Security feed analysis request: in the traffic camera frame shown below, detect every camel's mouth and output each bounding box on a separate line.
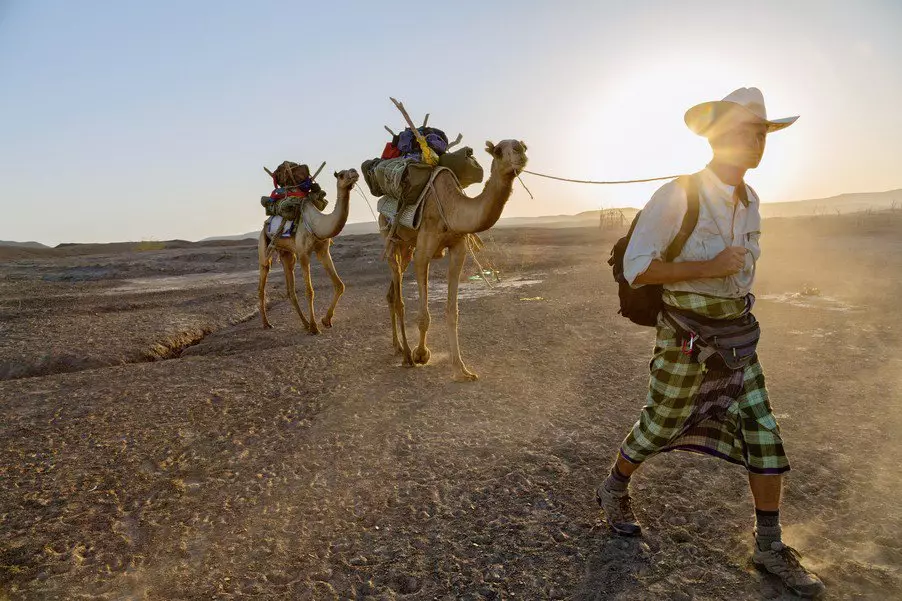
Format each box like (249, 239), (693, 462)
(339, 169), (360, 185)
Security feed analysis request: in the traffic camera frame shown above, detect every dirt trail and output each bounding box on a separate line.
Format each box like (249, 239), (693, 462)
(2, 216), (902, 600)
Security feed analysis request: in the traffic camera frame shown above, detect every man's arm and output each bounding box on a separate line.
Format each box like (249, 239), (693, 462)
(633, 247), (748, 285)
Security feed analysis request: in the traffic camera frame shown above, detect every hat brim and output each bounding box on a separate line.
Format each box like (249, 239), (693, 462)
(685, 101), (798, 136)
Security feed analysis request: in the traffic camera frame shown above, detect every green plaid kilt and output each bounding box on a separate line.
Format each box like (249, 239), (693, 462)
(619, 290), (790, 475)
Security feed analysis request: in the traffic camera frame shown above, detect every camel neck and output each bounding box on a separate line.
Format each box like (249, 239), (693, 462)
(471, 166), (516, 231)
(439, 164), (516, 234)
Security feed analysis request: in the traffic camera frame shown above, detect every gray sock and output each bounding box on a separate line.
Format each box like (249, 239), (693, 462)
(604, 466), (630, 493)
(755, 509), (782, 551)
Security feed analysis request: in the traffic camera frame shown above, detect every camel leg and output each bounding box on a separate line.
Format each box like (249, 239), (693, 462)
(386, 245), (412, 354)
(412, 241), (440, 366)
(298, 254), (319, 335)
(389, 248), (414, 366)
(387, 280), (401, 352)
(315, 243), (344, 328)
(447, 239), (478, 381)
(281, 251), (311, 331)
(258, 233), (275, 328)
(258, 260), (274, 330)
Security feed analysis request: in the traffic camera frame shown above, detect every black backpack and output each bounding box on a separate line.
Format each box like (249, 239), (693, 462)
(608, 174), (700, 327)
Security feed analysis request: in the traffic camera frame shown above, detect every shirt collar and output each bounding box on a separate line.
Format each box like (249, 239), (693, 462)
(702, 166), (751, 207)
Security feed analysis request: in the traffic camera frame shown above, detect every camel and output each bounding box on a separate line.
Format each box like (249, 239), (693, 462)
(258, 167), (359, 334)
(379, 139), (528, 381)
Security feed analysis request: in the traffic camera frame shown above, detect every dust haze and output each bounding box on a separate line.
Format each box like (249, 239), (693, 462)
(1, 208), (901, 600)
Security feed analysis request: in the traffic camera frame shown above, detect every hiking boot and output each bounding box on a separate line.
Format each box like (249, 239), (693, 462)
(753, 541), (826, 598)
(595, 483), (642, 536)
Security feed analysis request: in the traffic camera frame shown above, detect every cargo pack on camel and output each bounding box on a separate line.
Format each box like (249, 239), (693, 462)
(361, 103), (484, 236)
(256, 159), (360, 335)
(365, 97), (529, 382)
(260, 161), (328, 241)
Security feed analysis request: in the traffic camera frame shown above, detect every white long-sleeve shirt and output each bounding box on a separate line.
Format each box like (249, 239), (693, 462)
(623, 167), (761, 298)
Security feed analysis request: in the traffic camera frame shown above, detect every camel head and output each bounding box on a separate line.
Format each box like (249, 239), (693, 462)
(272, 161), (311, 187)
(485, 140), (528, 176)
(334, 168), (360, 191)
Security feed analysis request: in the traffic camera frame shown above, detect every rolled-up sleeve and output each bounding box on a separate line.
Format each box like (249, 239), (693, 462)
(622, 181), (687, 287)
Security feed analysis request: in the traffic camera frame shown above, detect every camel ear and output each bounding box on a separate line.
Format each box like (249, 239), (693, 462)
(485, 141), (496, 156)
(334, 171), (339, 178)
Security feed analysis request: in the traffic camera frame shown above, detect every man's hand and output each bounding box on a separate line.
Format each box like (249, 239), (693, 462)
(706, 246), (748, 277)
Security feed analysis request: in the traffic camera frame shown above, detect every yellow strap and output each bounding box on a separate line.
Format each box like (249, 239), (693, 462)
(417, 137), (439, 166)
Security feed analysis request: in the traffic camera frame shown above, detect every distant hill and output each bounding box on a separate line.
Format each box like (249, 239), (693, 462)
(0, 240), (48, 248)
(54, 187), (901, 246)
(758, 189), (901, 218)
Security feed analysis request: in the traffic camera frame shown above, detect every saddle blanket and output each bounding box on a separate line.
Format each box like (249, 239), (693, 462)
(377, 166), (454, 231)
(265, 215), (297, 239)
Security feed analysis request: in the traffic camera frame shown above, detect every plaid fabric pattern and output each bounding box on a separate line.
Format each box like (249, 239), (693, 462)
(619, 291), (790, 474)
(662, 289), (748, 317)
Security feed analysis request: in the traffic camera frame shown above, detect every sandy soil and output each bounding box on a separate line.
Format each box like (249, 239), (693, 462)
(1, 211), (901, 600)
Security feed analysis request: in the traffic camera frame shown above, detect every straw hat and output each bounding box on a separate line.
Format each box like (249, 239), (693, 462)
(685, 87), (798, 137)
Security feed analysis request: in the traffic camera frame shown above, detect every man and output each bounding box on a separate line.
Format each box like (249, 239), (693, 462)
(597, 88), (825, 598)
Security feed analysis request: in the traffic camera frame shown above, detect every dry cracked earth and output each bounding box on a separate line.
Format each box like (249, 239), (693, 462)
(2, 211), (901, 600)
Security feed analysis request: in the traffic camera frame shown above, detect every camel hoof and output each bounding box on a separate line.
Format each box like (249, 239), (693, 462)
(262, 322), (274, 330)
(322, 317), (333, 328)
(412, 346), (431, 365)
(308, 326), (320, 335)
(453, 370), (479, 382)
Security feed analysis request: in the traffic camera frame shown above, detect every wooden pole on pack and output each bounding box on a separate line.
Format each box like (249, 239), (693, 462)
(384, 126), (396, 137)
(448, 133), (463, 149)
(311, 161), (326, 180)
(422, 113), (430, 127)
(390, 97), (419, 135)
(263, 164), (285, 257)
(389, 97), (438, 165)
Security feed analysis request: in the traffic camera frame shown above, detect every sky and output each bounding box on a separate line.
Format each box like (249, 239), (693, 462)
(1, 0), (901, 245)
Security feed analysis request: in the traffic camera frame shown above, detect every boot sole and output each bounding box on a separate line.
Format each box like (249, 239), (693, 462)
(752, 561), (825, 599)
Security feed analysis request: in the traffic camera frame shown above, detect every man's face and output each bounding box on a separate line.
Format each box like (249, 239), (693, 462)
(710, 119), (769, 169)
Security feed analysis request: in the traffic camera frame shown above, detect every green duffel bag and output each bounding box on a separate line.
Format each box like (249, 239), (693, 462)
(261, 196), (278, 216)
(374, 158), (433, 203)
(439, 146), (484, 188)
(275, 190), (328, 221)
(361, 158), (385, 197)
(276, 197), (303, 221)
(307, 190), (328, 212)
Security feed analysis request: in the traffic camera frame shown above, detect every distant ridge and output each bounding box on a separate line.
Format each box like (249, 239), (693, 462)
(0, 240), (49, 249)
(9, 188), (897, 247)
(201, 187), (902, 242)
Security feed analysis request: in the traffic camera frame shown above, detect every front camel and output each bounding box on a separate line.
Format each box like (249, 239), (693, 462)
(381, 140), (528, 381)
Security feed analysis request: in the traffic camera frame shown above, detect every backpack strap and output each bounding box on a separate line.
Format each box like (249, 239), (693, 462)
(744, 183), (758, 206)
(664, 174), (700, 262)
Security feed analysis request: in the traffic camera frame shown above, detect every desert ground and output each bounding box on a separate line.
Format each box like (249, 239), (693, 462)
(2, 210), (901, 600)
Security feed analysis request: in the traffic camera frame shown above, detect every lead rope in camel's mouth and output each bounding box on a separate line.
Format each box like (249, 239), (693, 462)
(515, 170), (534, 200)
(354, 183), (379, 222)
(520, 170), (684, 185)
(515, 168), (684, 199)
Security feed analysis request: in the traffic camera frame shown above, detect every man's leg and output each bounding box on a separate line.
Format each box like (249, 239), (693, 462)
(749, 473), (825, 598)
(599, 324), (700, 537)
(615, 454), (641, 479)
(749, 473), (784, 550)
(596, 453), (643, 536)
